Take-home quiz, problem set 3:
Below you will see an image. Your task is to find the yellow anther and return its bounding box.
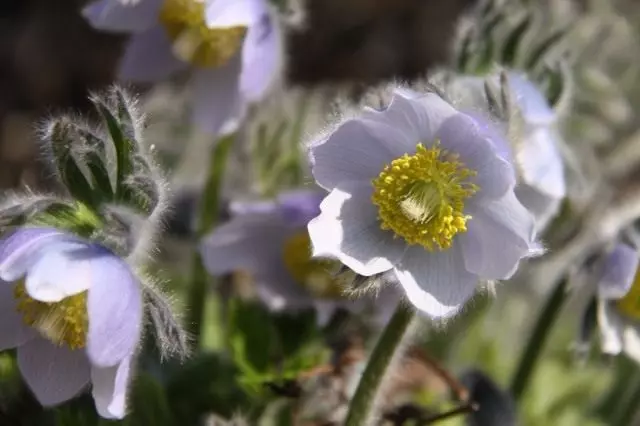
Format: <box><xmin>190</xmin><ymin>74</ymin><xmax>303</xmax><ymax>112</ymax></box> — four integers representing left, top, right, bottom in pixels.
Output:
<box><xmin>282</xmin><ymin>232</ymin><xmax>345</xmax><ymax>299</ymax></box>
<box><xmin>159</xmin><ymin>0</ymin><xmax>246</xmax><ymax>67</ymax></box>
<box><xmin>371</xmin><ymin>142</ymin><xmax>478</xmax><ymax>251</ymax></box>
<box><xmin>14</xmin><ymin>281</ymin><xmax>88</xmax><ymax>350</ymax></box>
<box><xmin>617</xmin><ymin>269</ymin><xmax>640</xmax><ymax>320</ymax></box>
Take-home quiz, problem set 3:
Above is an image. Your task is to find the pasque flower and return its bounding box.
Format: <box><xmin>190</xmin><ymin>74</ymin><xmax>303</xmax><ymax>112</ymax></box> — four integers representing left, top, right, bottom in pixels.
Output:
<box><xmin>0</xmin><ymin>227</ymin><xmax>142</xmax><ymax>419</ymax></box>
<box><xmin>200</xmin><ymin>190</ymin><xmax>397</xmax><ymax>325</ymax></box>
<box><xmin>83</xmin><ymin>0</ymin><xmax>282</xmax><ymax>135</ymax></box>
<box><xmin>595</xmin><ymin>243</ymin><xmax>640</xmax><ymax>362</ymax></box>
<box><xmin>307</xmin><ymin>88</ymin><xmax>539</xmax><ymax>318</ymax></box>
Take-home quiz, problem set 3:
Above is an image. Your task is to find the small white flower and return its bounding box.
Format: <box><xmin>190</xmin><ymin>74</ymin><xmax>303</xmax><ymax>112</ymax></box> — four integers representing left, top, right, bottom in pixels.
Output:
<box><xmin>307</xmin><ymin>88</ymin><xmax>539</xmax><ymax>319</ymax></box>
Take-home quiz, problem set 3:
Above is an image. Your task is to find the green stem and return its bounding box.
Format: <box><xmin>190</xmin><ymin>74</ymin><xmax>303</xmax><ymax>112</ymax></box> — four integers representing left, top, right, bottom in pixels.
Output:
<box><xmin>345</xmin><ymin>303</ymin><xmax>415</xmax><ymax>426</ymax></box>
<box><xmin>186</xmin><ymin>134</ymin><xmax>234</xmax><ymax>344</ymax></box>
<box><xmin>612</xmin><ymin>368</ymin><xmax>640</xmax><ymax>426</ymax></box>
<box><xmin>509</xmin><ymin>276</ymin><xmax>568</xmax><ymax>400</ymax></box>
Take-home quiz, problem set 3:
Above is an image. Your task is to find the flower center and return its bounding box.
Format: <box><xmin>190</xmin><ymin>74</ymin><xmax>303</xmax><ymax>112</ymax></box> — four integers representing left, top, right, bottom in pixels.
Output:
<box><xmin>159</xmin><ymin>0</ymin><xmax>246</xmax><ymax>67</ymax></box>
<box><xmin>371</xmin><ymin>142</ymin><xmax>478</xmax><ymax>251</ymax></box>
<box><xmin>13</xmin><ymin>281</ymin><xmax>88</xmax><ymax>350</ymax></box>
<box><xmin>616</xmin><ymin>269</ymin><xmax>640</xmax><ymax>320</ymax></box>
<box><xmin>282</xmin><ymin>232</ymin><xmax>345</xmax><ymax>299</ymax></box>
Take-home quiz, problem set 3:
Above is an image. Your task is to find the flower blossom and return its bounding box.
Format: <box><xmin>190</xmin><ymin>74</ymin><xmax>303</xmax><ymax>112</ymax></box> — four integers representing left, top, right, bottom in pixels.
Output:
<box><xmin>594</xmin><ymin>243</ymin><xmax>640</xmax><ymax>362</ymax></box>
<box><xmin>307</xmin><ymin>88</ymin><xmax>539</xmax><ymax>319</ymax></box>
<box><xmin>83</xmin><ymin>0</ymin><xmax>282</xmax><ymax>135</ymax></box>
<box><xmin>0</xmin><ymin>227</ymin><xmax>142</xmax><ymax>419</ymax></box>
<box><xmin>200</xmin><ymin>190</ymin><xmax>398</xmax><ymax>325</ymax></box>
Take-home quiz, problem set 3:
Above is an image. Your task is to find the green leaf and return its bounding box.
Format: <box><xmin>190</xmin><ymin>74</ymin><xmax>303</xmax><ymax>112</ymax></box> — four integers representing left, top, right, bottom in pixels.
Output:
<box><xmin>272</xmin><ymin>309</ymin><xmax>318</xmax><ymax>359</ymax></box>
<box><xmin>456</xmin><ymin>29</ymin><xmax>475</xmax><ymax>73</ymax></box>
<box><xmin>228</xmin><ymin>299</ymin><xmax>276</xmax><ymax>376</ymax></box>
<box><xmin>524</xmin><ymin>28</ymin><xmax>569</xmax><ymax>71</ymax></box>
<box><xmin>500</xmin><ymin>14</ymin><xmax>532</xmax><ymax>66</ymax></box>
<box><xmin>123</xmin><ymin>373</ymin><xmax>173</xmax><ymax>426</ymax></box>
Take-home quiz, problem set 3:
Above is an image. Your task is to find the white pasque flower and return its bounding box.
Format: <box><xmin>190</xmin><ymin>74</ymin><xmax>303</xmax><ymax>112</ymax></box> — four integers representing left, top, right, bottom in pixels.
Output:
<box><xmin>307</xmin><ymin>88</ymin><xmax>539</xmax><ymax>318</ymax></box>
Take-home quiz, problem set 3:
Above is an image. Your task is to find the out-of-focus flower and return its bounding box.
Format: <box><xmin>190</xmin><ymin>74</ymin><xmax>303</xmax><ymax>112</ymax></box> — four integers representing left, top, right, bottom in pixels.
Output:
<box><xmin>200</xmin><ymin>189</ymin><xmax>397</xmax><ymax>325</ymax></box>
<box><xmin>449</xmin><ymin>72</ymin><xmax>567</xmax><ymax>231</ymax></box>
<box><xmin>307</xmin><ymin>88</ymin><xmax>539</xmax><ymax>319</ymax></box>
<box><xmin>0</xmin><ymin>227</ymin><xmax>142</xmax><ymax>419</ymax></box>
<box><xmin>595</xmin><ymin>243</ymin><xmax>640</xmax><ymax>362</ymax></box>
<box><xmin>82</xmin><ymin>0</ymin><xmax>282</xmax><ymax>135</ymax></box>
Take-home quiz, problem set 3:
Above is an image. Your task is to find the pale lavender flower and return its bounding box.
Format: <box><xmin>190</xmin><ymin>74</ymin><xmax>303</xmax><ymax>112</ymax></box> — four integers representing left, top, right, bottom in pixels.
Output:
<box><xmin>0</xmin><ymin>227</ymin><xmax>142</xmax><ymax>419</ymax></box>
<box><xmin>83</xmin><ymin>0</ymin><xmax>282</xmax><ymax>136</ymax></box>
<box><xmin>307</xmin><ymin>89</ymin><xmax>539</xmax><ymax>319</ymax></box>
<box><xmin>595</xmin><ymin>243</ymin><xmax>640</xmax><ymax>362</ymax></box>
<box><xmin>200</xmin><ymin>190</ymin><xmax>397</xmax><ymax>325</ymax></box>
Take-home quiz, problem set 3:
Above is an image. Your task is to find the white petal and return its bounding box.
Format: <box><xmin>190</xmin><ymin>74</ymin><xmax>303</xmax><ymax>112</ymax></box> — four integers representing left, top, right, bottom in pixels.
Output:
<box><xmin>0</xmin><ymin>228</ymin><xmax>69</xmax><ymax>282</ymax></box>
<box><xmin>506</xmin><ymin>72</ymin><xmax>556</xmax><ymax>126</ymax></box>
<box><xmin>91</xmin><ymin>356</ymin><xmax>133</xmax><ymax>419</ymax></box>
<box><xmin>82</xmin><ymin>0</ymin><xmax>163</xmax><ymax>33</ymax></box>
<box><xmin>598</xmin><ymin>301</ymin><xmax>624</xmax><ymax>355</ymax></box>
<box><xmin>240</xmin><ymin>12</ymin><xmax>282</xmax><ymax>101</ymax></box>
<box><xmin>307</xmin><ymin>182</ymin><xmax>405</xmax><ymax>276</ymax></box>
<box><xmin>517</xmin><ymin>127</ymin><xmax>566</xmax><ymax>199</ymax></box>
<box><xmin>514</xmin><ymin>184</ymin><xmax>560</xmax><ymax>232</ymax></box>
<box><xmin>118</xmin><ymin>25</ymin><xmax>188</xmax><ymax>83</ymax></box>
<box><xmin>205</xmin><ymin>0</ymin><xmax>265</xmax><ymax>28</ymax></box>
<box><xmin>394</xmin><ymin>245</ymin><xmax>477</xmax><ymax>319</ymax></box>
<box><xmin>0</xmin><ymin>282</ymin><xmax>37</xmax><ymax>350</ymax></box>
<box><xmin>25</xmin><ymin>242</ymin><xmax>94</xmax><ymax>303</ymax></box>
<box><xmin>18</xmin><ymin>338</ymin><xmax>91</xmax><ymax>406</ymax></box>
<box><xmin>191</xmin><ymin>61</ymin><xmax>246</xmax><ymax>136</ymax></box>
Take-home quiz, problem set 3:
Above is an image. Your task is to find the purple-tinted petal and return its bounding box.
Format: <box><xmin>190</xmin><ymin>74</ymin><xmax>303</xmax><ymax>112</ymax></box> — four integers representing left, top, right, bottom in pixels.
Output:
<box><xmin>82</xmin><ymin>0</ymin><xmax>163</xmax><ymax>33</ymax></box>
<box><xmin>277</xmin><ymin>190</ymin><xmax>324</xmax><ymax>228</ymax></box>
<box><xmin>191</xmin><ymin>60</ymin><xmax>246</xmax><ymax>136</ymax></box>
<box><xmin>200</xmin><ymin>214</ymin><xmax>288</xmax><ymax>275</ymax></box>
<box><xmin>18</xmin><ymin>338</ymin><xmax>91</xmax><ymax>406</ymax></box>
<box><xmin>307</xmin><ymin>181</ymin><xmax>405</xmax><ymax>276</ymax></box>
<box><xmin>460</xmin><ymin>192</ymin><xmax>533</xmax><ymax>279</ymax></box>
<box><xmin>598</xmin><ymin>244</ymin><xmax>639</xmax><ymax>300</ymax></box>
<box><xmin>0</xmin><ymin>282</ymin><xmax>37</xmax><ymax>350</ymax></box>
<box><xmin>598</xmin><ymin>301</ymin><xmax>624</xmax><ymax>355</ymax></box>
<box><xmin>118</xmin><ymin>25</ymin><xmax>188</xmax><ymax>82</ymax></box>
<box><xmin>87</xmin><ymin>250</ymin><xmax>142</xmax><ymax>367</ymax></box>
<box><xmin>436</xmin><ymin>113</ymin><xmax>516</xmax><ymax>201</ymax></box>
<box><xmin>515</xmin><ymin>184</ymin><xmax>560</xmax><ymax>232</ymax></box>
<box><xmin>255</xmin><ymin>266</ymin><xmax>313</xmax><ymax>311</ymax></box>
<box><xmin>91</xmin><ymin>355</ymin><xmax>133</xmax><ymax>419</ymax></box>
<box><xmin>25</xmin><ymin>241</ymin><xmax>95</xmax><ymax>303</ymax></box>
<box><xmin>394</xmin><ymin>244</ymin><xmax>477</xmax><ymax>319</ymax></box>
<box><xmin>0</xmin><ymin>227</ymin><xmax>69</xmax><ymax>282</ymax></box>
<box><xmin>240</xmin><ymin>13</ymin><xmax>282</xmax><ymax>101</ymax></box>
<box><xmin>517</xmin><ymin>127</ymin><xmax>566</xmax><ymax>199</ymax></box>
<box><xmin>205</xmin><ymin>0</ymin><xmax>265</xmax><ymax>28</ymax></box>
<box><xmin>229</xmin><ymin>199</ymin><xmax>278</xmax><ymax>217</ymax></box>
<box><xmin>506</xmin><ymin>72</ymin><xmax>555</xmax><ymax>126</ymax></box>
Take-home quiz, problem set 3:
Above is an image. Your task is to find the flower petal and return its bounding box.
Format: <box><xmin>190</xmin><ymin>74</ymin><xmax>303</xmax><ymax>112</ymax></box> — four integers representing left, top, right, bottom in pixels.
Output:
<box><xmin>598</xmin><ymin>301</ymin><xmax>624</xmax><ymax>355</ymax></box>
<box><xmin>18</xmin><ymin>338</ymin><xmax>91</xmax><ymax>406</ymax></box>
<box><xmin>0</xmin><ymin>227</ymin><xmax>69</xmax><ymax>282</ymax></box>
<box><xmin>91</xmin><ymin>356</ymin><xmax>133</xmax><ymax>419</ymax></box>
<box><xmin>514</xmin><ymin>184</ymin><xmax>560</xmax><ymax>232</ymax></box>
<box><xmin>205</xmin><ymin>0</ymin><xmax>265</xmax><ymax>28</ymax></box>
<box><xmin>598</xmin><ymin>244</ymin><xmax>639</xmax><ymax>300</ymax></box>
<box><xmin>277</xmin><ymin>190</ymin><xmax>324</xmax><ymax>228</ymax></box>
<box><xmin>200</xmin><ymin>214</ymin><xmax>288</xmax><ymax>275</ymax></box>
<box><xmin>86</xmin><ymin>249</ymin><xmax>142</xmax><ymax>367</ymax></box>
<box><xmin>191</xmin><ymin>61</ymin><xmax>246</xmax><ymax>136</ymax></box>
<box><xmin>118</xmin><ymin>25</ymin><xmax>188</xmax><ymax>83</ymax></box>
<box><xmin>240</xmin><ymin>12</ymin><xmax>282</xmax><ymax>101</ymax></box>
<box><xmin>517</xmin><ymin>127</ymin><xmax>566</xmax><ymax>199</ymax></box>
<box><xmin>307</xmin><ymin>182</ymin><xmax>405</xmax><ymax>276</ymax></box>
<box><xmin>436</xmin><ymin>113</ymin><xmax>516</xmax><ymax>201</ymax></box>
<box><xmin>622</xmin><ymin>325</ymin><xmax>640</xmax><ymax>365</ymax></box>
<box><xmin>394</xmin><ymin>244</ymin><xmax>477</xmax><ymax>319</ymax></box>
<box><xmin>255</xmin><ymin>266</ymin><xmax>313</xmax><ymax>311</ymax></box>
<box><xmin>460</xmin><ymin>192</ymin><xmax>536</xmax><ymax>279</ymax></box>
<box><xmin>0</xmin><ymin>282</ymin><xmax>37</xmax><ymax>350</ymax></box>
<box><xmin>506</xmin><ymin>72</ymin><xmax>556</xmax><ymax>126</ymax></box>
<box><xmin>82</xmin><ymin>0</ymin><xmax>163</xmax><ymax>33</ymax></box>
<box><xmin>25</xmin><ymin>241</ymin><xmax>96</xmax><ymax>303</ymax></box>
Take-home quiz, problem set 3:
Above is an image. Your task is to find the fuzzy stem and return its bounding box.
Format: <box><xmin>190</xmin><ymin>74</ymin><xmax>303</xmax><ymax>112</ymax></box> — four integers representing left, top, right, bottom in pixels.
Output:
<box><xmin>345</xmin><ymin>303</ymin><xmax>415</xmax><ymax>426</ymax></box>
<box><xmin>509</xmin><ymin>275</ymin><xmax>568</xmax><ymax>400</ymax></box>
<box><xmin>186</xmin><ymin>134</ymin><xmax>234</xmax><ymax>344</ymax></box>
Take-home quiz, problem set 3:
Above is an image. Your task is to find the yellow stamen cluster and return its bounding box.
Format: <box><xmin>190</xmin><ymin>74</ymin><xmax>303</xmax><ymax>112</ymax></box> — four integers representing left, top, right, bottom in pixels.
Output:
<box><xmin>159</xmin><ymin>0</ymin><xmax>246</xmax><ymax>67</ymax></box>
<box><xmin>616</xmin><ymin>269</ymin><xmax>640</xmax><ymax>320</ymax></box>
<box><xmin>14</xmin><ymin>281</ymin><xmax>88</xmax><ymax>350</ymax></box>
<box><xmin>282</xmin><ymin>232</ymin><xmax>345</xmax><ymax>299</ymax></box>
<box><xmin>371</xmin><ymin>142</ymin><xmax>479</xmax><ymax>251</ymax></box>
